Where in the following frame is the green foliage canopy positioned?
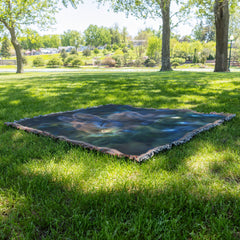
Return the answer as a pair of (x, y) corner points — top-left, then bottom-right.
(0, 0), (60, 32)
(0, 36), (11, 58)
(193, 21), (215, 42)
(229, 5), (240, 40)
(19, 29), (42, 51)
(41, 34), (62, 48)
(84, 25), (111, 47)
(146, 36), (161, 62)
(187, 0), (238, 15)
(109, 24), (121, 45)
(61, 30), (83, 48)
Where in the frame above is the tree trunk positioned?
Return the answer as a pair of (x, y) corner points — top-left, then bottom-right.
(9, 27), (24, 73)
(160, 0), (172, 71)
(214, 0), (229, 72)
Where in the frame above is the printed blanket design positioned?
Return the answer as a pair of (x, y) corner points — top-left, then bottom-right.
(5, 105), (235, 162)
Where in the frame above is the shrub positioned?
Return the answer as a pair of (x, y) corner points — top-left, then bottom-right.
(82, 49), (91, 57)
(120, 43), (126, 48)
(33, 56), (45, 67)
(64, 56), (83, 67)
(71, 57), (83, 67)
(126, 60), (134, 67)
(170, 58), (185, 65)
(133, 58), (143, 67)
(232, 48), (240, 62)
(171, 62), (180, 68)
(147, 36), (161, 62)
(193, 49), (199, 63)
(94, 48), (99, 54)
(114, 49), (124, 55)
(200, 56), (207, 64)
(208, 54), (215, 60)
(106, 45), (112, 51)
(129, 43), (134, 50)
(103, 49), (108, 55)
(122, 47), (128, 53)
(94, 58), (101, 66)
(173, 50), (187, 59)
(102, 57), (116, 67)
(123, 53), (130, 67)
(64, 56), (75, 66)
(70, 48), (78, 55)
(60, 49), (68, 60)
(47, 57), (63, 68)
(112, 44), (119, 51)
(22, 56), (28, 65)
(112, 55), (123, 67)
(144, 58), (156, 67)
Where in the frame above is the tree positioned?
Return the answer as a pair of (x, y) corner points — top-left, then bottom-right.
(61, 30), (83, 49)
(109, 24), (121, 45)
(84, 25), (111, 47)
(134, 28), (154, 44)
(1, 36), (11, 59)
(60, 49), (68, 60)
(193, 21), (215, 42)
(188, 0), (239, 72)
(229, 5), (240, 40)
(146, 36), (162, 63)
(159, 0), (172, 71)
(214, 0), (229, 71)
(40, 34), (61, 48)
(0, 0), (61, 73)
(121, 27), (129, 44)
(96, 0), (177, 71)
(180, 35), (193, 42)
(20, 29), (42, 51)
(0, 0), (82, 73)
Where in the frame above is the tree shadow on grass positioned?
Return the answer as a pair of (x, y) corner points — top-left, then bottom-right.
(0, 71), (214, 120)
(0, 134), (240, 239)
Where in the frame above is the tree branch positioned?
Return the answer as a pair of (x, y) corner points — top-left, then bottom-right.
(0, 17), (11, 30)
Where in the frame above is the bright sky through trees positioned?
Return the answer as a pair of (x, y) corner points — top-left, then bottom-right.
(40, 1), (195, 37)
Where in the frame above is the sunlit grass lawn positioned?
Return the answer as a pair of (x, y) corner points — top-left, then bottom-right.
(0, 71), (239, 239)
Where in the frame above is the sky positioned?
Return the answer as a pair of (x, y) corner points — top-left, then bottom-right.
(40, 1), (195, 37)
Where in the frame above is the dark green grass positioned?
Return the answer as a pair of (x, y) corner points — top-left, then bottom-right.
(0, 71), (239, 239)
